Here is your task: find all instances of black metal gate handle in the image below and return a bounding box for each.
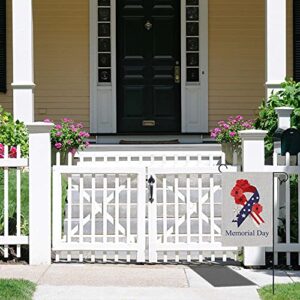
[147,176,155,203]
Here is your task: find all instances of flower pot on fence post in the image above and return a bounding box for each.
[51,149,75,166]
[221,143,242,165]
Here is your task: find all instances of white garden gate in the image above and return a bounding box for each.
[52,165,147,263]
[147,166,236,263]
[52,151,238,263]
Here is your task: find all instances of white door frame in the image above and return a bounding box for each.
[181,0,208,133]
[90,0,208,134]
[90,0,117,133]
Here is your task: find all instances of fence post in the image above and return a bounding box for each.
[27,122,53,265]
[274,107,293,154]
[239,129,268,266]
[275,106,293,130]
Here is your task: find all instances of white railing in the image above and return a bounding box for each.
[264,152,300,266]
[77,150,225,167]
[0,145,29,258]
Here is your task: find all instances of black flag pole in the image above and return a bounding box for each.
[272,172,289,295]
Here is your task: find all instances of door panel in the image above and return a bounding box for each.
[123,87,144,117]
[153,87,175,117]
[117,0,181,133]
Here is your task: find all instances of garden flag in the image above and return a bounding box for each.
[221,172,273,247]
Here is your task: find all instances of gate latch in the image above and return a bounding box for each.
[147,176,155,203]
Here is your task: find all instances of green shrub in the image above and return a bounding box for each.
[0,106,29,157]
[255,78,300,156]
[255,79,300,252]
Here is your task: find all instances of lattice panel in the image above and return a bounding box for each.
[52,167,146,263]
[64,174,138,244]
[153,174,222,243]
[148,171,237,263]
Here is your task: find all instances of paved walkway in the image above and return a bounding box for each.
[0,264,299,300]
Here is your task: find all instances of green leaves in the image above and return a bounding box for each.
[294,108,300,117]
[0,106,29,157]
[255,78,300,157]
[255,80,300,245]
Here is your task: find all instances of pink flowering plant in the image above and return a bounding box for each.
[210,115,254,149]
[45,118,90,155]
[0,144,17,159]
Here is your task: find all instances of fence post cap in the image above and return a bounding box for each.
[27,122,54,134]
[275,106,294,116]
[239,130,268,140]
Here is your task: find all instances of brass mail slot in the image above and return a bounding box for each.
[142,120,156,127]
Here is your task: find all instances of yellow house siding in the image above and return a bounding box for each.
[34,0,90,127]
[208,0,293,130]
[0,0,294,133]
[0,0,90,127]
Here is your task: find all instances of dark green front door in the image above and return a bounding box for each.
[117,0,181,133]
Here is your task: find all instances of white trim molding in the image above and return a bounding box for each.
[181,0,208,133]
[89,0,97,133]
[90,0,209,134]
[90,0,117,134]
[12,0,35,123]
[11,82,35,89]
[265,0,286,99]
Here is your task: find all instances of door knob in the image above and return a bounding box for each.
[174,61,180,83]
[145,20,152,31]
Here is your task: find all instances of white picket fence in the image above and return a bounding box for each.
[1,125,300,267]
[0,146,29,258]
[52,151,238,263]
[264,152,300,266]
[51,145,300,265]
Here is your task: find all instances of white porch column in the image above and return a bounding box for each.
[12,0,35,123]
[240,130,268,266]
[265,0,286,99]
